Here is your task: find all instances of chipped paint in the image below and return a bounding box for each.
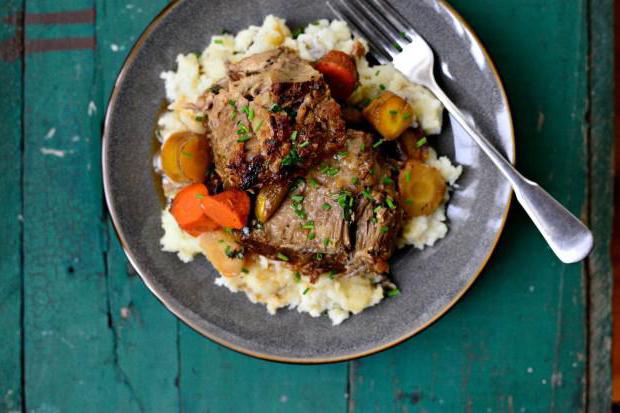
[44,127,56,140]
[40,147,67,157]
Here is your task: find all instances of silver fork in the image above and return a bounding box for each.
[327,0,593,264]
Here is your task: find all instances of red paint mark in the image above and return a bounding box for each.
[25,37,95,54]
[0,37,22,62]
[3,9,95,25]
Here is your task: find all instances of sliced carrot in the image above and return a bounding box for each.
[171,183,219,236]
[315,50,358,101]
[201,190,250,229]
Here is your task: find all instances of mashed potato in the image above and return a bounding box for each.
[158,15,461,324]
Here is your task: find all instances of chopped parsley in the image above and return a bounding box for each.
[360,143,366,151]
[281,147,300,166]
[181,151,193,158]
[405,199,413,205]
[351,177,360,185]
[195,193,205,199]
[374,69,380,76]
[236,135,251,143]
[299,141,310,148]
[321,202,332,210]
[291,27,304,39]
[336,151,349,159]
[405,170,412,183]
[227,99,236,107]
[386,196,396,209]
[382,176,394,185]
[294,272,301,283]
[323,238,330,247]
[253,119,264,132]
[195,115,204,122]
[241,268,249,274]
[276,252,289,261]
[301,221,315,230]
[290,130,298,141]
[241,105,255,121]
[302,287,310,295]
[224,245,244,259]
[379,84,386,91]
[387,288,401,297]
[380,226,389,234]
[388,109,398,116]
[416,137,428,148]
[308,178,319,188]
[361,187,373,200]
[320,165,340,176]
[269,103,282,112]
[360,98,372,107]
[223,227,233,234]
[314,252,324,261]
[308,232,316,240]
[399,31,407,39]
[402,112,413,120]
[392,42,403,52]
[213,39,224,44]
[372,139,385,148]
[291,195,304,202]
[328,270,337,280]
[334,190,355,221]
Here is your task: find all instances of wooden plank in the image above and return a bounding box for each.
[0,1,23,412]
[349,1,590,411]
[586,0,614,410]
[22,1,140,411]
[178,325,348,413]
[96,0,180,411]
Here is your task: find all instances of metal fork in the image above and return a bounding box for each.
[327,0,593,264]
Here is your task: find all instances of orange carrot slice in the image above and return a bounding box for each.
[201,190,250,229]
[315,50,358,101]
[171,183,219,236]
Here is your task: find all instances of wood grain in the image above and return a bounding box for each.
[0,0,611,411]
[0,0,23,411]
[586,0,614,410]
[95,0,181,410]
[349,0,590,411]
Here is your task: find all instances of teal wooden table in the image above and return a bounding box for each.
[0,1,614,412]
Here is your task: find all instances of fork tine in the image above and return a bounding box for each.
[367,0,417,39]
[327,0,397,62]
[348,0,409,48]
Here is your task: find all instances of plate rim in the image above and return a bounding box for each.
[102,0,515,364]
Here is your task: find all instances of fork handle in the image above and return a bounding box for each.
[427,84,593,263]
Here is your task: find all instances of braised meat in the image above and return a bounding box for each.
[242,130,402,280]
[202,48,346,190]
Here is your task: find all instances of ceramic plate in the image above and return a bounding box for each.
[103,0,514,363]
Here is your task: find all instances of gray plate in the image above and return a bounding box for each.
[103,0,514,363]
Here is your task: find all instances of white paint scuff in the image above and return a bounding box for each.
[40,148,66,158]
[44,128,56,140]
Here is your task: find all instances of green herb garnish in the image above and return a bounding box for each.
[388,110,398,116]
[328,270,337,280]
[314,253,324,261]
[382,176,394,185]
[253,119,264,132]
[320,165,339,176]
[386,196,396,209]
[301,221,315,230]
[380,226,389,234]
[299,141,310,148]
[292,27,304,39]
[195,115,204,122]
[291,195,304,202]
[351,177,360,185]
[181,151,193,158]
[323,238,330,247]
[416,137,427,148]
[269,103,282,112]
[379,84,386,91]
[290,130,298,141]
[360,143,366,151]
[303,287,310,295]
[241,268,249,274]
[321,202,332,210]
[237,135,251,143]
[276,252,289,261]
[405,170,412,183]
[375,70,380,76]
[213,39,224,44]
[294,272,301,283]
[195,193,205,199]
[372,139,384,148]
[402,112,413,120]
[308,232,316,240]
[281,147,300,166]
[308,178,319,188]
[361,187,373,200]
[387,288,400,297]
[405,199,413,205]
